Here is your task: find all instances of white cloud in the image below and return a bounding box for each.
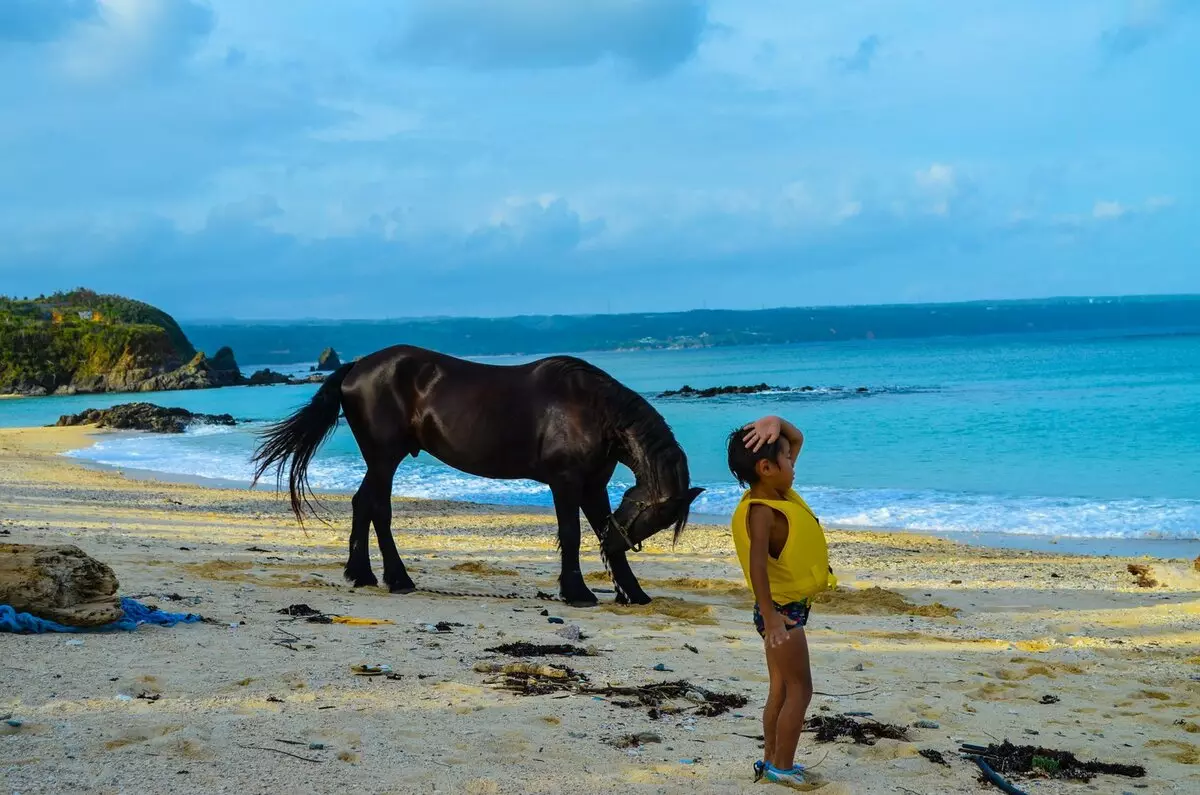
[1092,200,1127,219]
[56,0,213,82]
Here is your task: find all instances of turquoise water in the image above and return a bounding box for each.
[2,332,1198,551]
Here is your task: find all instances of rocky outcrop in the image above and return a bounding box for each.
[312,347,342,372]
[1,290,247,397]
[0,543,123,627]
[247,368,293,386]
[133,349,243,392]
[54,402,237,433]
[659,383,782,398]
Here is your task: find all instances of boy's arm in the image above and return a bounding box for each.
[743,415,804,464]
[776,417,803,465]
[748,504,790,646]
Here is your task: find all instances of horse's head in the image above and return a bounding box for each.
[605,485,705,553]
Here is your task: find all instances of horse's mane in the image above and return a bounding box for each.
[540,356,688,499]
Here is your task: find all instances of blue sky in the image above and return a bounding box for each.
[1,0,1196,319]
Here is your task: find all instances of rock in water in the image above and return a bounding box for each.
[246,368,293,386]
[54,402,236,433]
[313,347,342,372]
[0,543,123,627]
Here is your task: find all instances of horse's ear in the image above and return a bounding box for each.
[686,487,704,504]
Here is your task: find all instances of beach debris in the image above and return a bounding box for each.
[350,664,392,676]
[1039,694,1060,704]
[852,662,865,671]
[555,624,586,641]
[65,638,85,646]
[5,718,23,728]
[239,743,323,763]
[267,696,284,703]
[416,621,460,633]
[246,546,272,553]
[585,680,748,717]
[547,616,565,624]
[653,663,674,672]
[913,720,940,729]
[958,741,1146,782]
[137,692,160,702]
[484,642,594,657]
[277,604,322,617]
[805,714,910,745]
[1126,564,1159,588]
[607,732,662,749]
[684,643,699,654]
[919,749,949,766]
[475,661,587,695]
[331,616,393,626]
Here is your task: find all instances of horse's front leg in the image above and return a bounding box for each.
[369,463,416,594]
[551,484,599,607]
[581,486,651,605]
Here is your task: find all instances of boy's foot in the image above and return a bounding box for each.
[763,763,806,788]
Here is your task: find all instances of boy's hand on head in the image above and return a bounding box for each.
[743,416,782,452]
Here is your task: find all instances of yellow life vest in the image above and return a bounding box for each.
[731,489,837,604]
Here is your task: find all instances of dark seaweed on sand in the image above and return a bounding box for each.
[805,714,910,744]
[485,642,592,657]
[585,680,750,717]
[968,741,1145,781]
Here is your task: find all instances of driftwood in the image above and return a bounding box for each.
[0,543,122,626]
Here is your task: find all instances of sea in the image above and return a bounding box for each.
[2,330,1198,558]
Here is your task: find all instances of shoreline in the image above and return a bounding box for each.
[55,427,1200,562]
[2,425,1199,793]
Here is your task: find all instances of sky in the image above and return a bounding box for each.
[0,0,1197,319]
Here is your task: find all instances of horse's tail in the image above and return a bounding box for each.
[251,361,355,523]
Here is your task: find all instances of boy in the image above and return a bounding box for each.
[727,415,836,788]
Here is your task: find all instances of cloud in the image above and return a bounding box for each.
[0,0,96,44]
[57,0,214,81]
[1092,200,1127,220]
[834,34,880,73]
[383,0,709,77]
[1100,0,1192,60]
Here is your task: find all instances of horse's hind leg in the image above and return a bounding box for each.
[551,483,598,607]
[581,485,651,605]
[344,477,378,587]
[367,457,416,594]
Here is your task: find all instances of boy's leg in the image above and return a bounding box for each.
[762,648,785,767]
[765,626,813,771]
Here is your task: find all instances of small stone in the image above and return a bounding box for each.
[913,720,940,729]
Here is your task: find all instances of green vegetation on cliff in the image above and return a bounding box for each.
[0,289,200,395]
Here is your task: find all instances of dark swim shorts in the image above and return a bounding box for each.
[752,600,811,638]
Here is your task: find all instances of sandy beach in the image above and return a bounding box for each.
[1,426,1198,794]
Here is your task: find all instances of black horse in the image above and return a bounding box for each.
[251,345,702,606]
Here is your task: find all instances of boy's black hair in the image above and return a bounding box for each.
[727,426,783,488]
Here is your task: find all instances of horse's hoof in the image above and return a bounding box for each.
[389,584,416,595]
[616,592,652,606]
[564,598,599,608]
[347,573,379,588]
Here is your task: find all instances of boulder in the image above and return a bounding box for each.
[54,402,237,433]
[0,543,123,627]
[313,347,342,372]
[246,368,294,387]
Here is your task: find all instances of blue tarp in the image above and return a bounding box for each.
[0,597,204,634]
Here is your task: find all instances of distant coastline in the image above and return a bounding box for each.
[184,293,1200,364]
